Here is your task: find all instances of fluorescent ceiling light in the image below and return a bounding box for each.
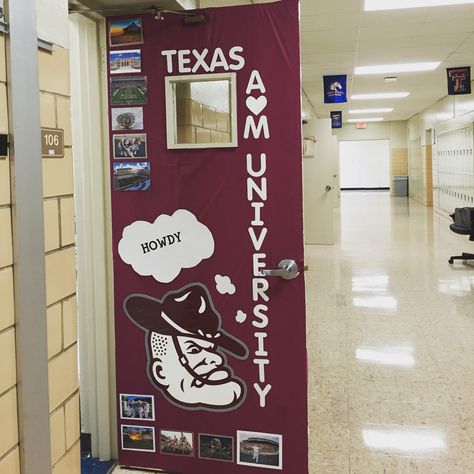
[351,92,409,100]
[365,0,474,11]
[349,108,393,114]
[347,118,384,123]
[355,62,440,75]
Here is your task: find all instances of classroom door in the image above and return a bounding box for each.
[108,2,308,473]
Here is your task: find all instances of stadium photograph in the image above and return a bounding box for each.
[113,162,150,191]
[237,431,282,469]
[110,76,148,106]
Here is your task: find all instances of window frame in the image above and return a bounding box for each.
[165,72,238,150]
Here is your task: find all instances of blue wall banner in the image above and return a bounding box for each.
[323,75,347,103]
[330,111,343,129]
[447,67,471,95]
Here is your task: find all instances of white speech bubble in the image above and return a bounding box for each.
[118,209,215,283]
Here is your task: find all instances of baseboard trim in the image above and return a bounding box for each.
[341,187,390,191]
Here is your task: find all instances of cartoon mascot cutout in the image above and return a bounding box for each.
[124,283,249,411]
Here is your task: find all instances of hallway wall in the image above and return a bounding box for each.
[408,83,474,214]
[39,44,81,473]
[0,29,20,474]
[0,19,80,474]
[333,121,408,195]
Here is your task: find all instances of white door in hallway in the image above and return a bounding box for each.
[303,118,335,245]
[339,139,390,189]
[332,135,341,209]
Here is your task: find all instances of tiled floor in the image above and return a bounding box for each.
[113,191,474,473]
[307,191,474,473]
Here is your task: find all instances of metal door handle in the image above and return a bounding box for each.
[326,185,333,192]
[261,259,299,280]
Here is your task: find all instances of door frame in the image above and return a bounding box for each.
[69,13,116,460]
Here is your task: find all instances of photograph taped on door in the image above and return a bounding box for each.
[110,75,148,106]
[109,17,144,47]
[113,133,147,159]
[198,433,234,463]
[120,393,155,421]
[110,49,142,74]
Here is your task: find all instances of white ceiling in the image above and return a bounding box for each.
[75,0,474,121]
[300,0,474,121]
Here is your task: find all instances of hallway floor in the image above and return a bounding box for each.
[307,191,474,473]
[113,192,474,473]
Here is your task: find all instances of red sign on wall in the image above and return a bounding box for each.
[107,2,308,472]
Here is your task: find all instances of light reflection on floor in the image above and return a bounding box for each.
[355,345,415,367]
[307,191,474,473]
[362,426,447,454]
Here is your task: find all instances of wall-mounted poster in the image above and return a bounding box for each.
[108,2,308,473]
[447,67,471,95]
[109,18,144,47]
[323,75,347,103]
[331,111,343,129]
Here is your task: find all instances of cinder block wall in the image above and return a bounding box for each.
[175,83,231,144]
[390,147,409,195]
[408,137,433,206]
[0,30,20,473]
[422,144,433,207]
[39,45,80,473]
[0,35,80,472]
[177,98,231,144]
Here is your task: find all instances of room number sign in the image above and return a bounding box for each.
[41,128,64,158]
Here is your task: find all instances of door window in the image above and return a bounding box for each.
[165,73,238,149]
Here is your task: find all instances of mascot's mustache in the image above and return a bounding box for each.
[190,367,231,388]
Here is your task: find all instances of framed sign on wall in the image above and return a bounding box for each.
[303,135,316,158]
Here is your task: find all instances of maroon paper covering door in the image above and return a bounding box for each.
[108,1,308,472]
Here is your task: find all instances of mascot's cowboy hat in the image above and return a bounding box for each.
[124,283,248,359]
